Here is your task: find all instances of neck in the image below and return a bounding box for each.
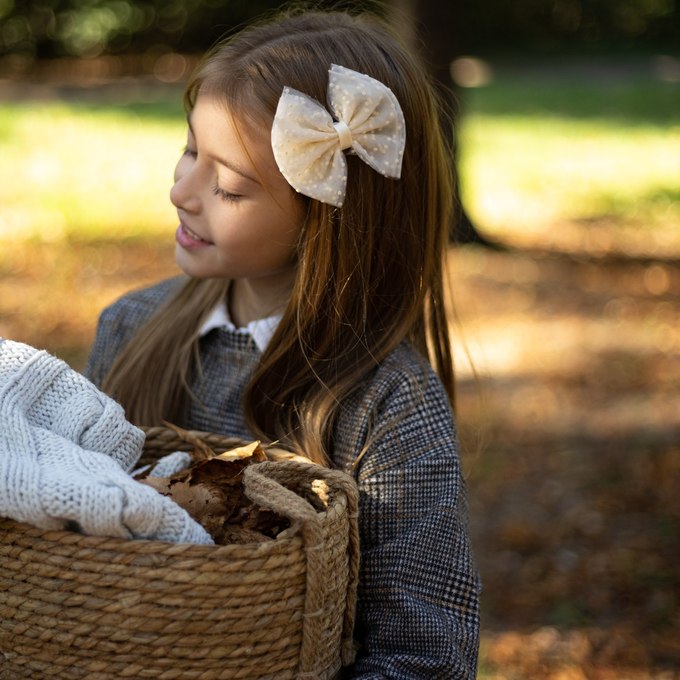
[228,273,294,328]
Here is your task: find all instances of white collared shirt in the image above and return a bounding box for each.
[197,302,281,353]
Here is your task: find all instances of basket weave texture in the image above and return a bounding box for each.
[0,426,360,679]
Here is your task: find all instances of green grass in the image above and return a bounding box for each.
[456,67,680,242]
[0,59,678,244]
[0,100,185,241]
[459,114,680,231]
[462,76,680,124]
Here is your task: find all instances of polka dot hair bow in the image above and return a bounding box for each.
[271,64,406,208]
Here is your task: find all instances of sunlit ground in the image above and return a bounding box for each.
[0,56,678,678]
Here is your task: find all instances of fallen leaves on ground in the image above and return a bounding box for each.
[453,245,680,679]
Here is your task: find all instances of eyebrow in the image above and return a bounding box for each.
[187,118,260,185]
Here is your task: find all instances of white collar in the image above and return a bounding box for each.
[198,302,281,353]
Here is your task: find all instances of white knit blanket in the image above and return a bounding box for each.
[0,338,213,544]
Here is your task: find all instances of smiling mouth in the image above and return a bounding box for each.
[176,222,213,250]
[183,223,208,242]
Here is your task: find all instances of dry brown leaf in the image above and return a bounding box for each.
[140,440,289,544]
[140,475,172,494]
[215,441,267,462]
[168,476,238,539]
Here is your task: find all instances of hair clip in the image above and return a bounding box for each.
[271,64,406,207]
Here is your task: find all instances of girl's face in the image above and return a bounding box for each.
[170,95,304,296]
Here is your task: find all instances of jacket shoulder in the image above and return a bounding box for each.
[84,277,185,385]
[100,277,185,325]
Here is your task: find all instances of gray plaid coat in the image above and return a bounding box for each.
[85,278,481,679]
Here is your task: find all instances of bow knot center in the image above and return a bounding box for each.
[333,120,353,150]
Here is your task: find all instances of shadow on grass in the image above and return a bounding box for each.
[0,79,186,121]
[458,55,680,126]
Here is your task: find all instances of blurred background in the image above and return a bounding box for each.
[1,1,679,677]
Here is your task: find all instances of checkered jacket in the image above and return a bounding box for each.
[85,278,481,679]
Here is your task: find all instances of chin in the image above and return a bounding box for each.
[175,247,209,278]
[175,258,232,281]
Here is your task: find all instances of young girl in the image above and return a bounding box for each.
[85,8,480,678]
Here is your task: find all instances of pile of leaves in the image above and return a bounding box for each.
[136,427,290,545]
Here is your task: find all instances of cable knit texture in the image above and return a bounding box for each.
[0,338,213,544]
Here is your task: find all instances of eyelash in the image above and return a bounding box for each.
[211,183,242,203]
[182,147,241,203]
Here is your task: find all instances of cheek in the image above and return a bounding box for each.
[217,213,298,267]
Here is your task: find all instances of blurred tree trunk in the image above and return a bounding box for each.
[388,0,494,247]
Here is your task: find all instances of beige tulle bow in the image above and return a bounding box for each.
[271,64,406,208]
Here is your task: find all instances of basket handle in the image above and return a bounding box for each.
[243,461,359,673]
[141,425,245,455]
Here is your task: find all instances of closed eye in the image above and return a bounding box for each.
[211,183,242,202]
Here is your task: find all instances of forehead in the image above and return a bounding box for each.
[189,95,280,181]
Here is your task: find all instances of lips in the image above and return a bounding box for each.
[175,222,213,249]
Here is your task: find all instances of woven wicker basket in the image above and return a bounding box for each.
[0,426,359,679]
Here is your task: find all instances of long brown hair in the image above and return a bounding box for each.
[103,9,456,465]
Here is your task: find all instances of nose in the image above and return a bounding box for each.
[170,156,201,213]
